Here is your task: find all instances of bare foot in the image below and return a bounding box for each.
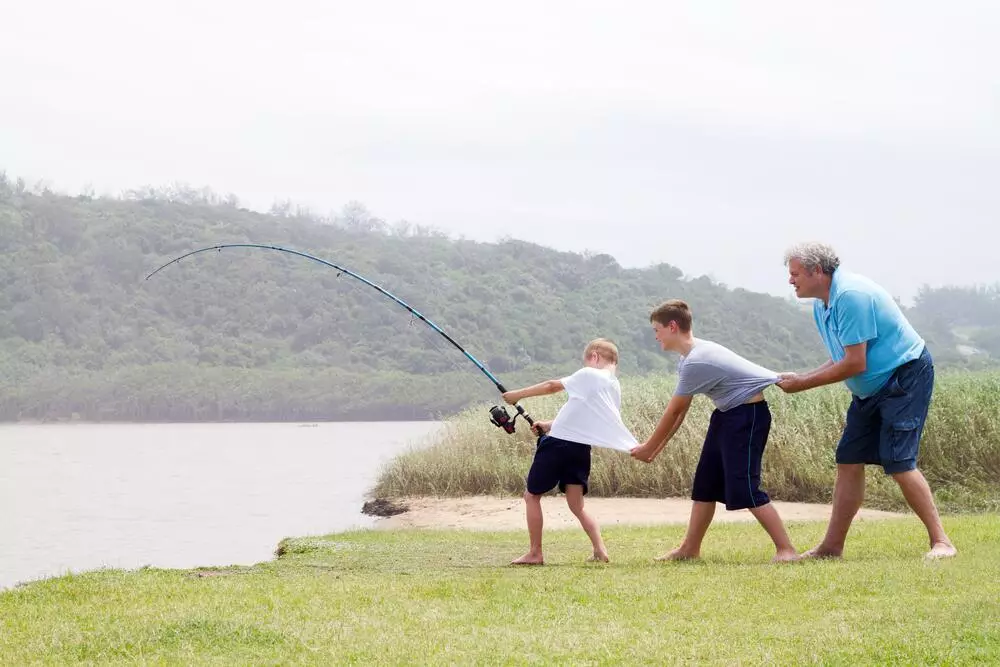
[799,545,842,560]
[587,551,610,563]
[510,552,544,565]
[655,546,699,561]
[772,548,801,563]
[925,542,957,560]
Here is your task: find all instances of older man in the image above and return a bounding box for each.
[778,242,956,559]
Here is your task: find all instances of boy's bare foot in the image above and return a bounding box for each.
[799,545,842,560]
[772,548,801,563]
[925,542,957,559]
[587,550,610,563]
[510,552,544,565]
[655,546,699,561]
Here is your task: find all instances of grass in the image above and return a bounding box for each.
[374,372,1000,513]
[2,516,998,664]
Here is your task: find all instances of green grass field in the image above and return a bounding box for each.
[3,515,998,665]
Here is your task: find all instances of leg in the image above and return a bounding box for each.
[511,491,545,565]
[564,485,608,562]
[881,351,955,558]
[892,469,956,558]
[748,503,798,562]
[659,501,716,560]
[802,463,866,558]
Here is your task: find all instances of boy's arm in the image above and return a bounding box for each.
[502,380,564,405]
[631,394,693,462]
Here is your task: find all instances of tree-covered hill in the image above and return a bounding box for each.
[0,175,993,421]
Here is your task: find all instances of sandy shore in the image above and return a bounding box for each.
[374,496,904,531]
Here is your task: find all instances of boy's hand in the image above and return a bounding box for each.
[531,420,552,436]
[502,391,519,405]
[630,442,656,463]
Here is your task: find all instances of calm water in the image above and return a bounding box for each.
[0,422,443,590]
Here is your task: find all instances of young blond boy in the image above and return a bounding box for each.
[502,338,637,565]
[630,300,798,562]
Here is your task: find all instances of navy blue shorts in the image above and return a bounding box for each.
[691,401,772,511]
[837,346,934,475]
[525,435,592,495]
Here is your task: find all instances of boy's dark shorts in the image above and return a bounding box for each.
[691,401,771,511]
[837,346,934,475]
[526,435,592,495]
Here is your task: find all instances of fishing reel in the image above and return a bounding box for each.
[488,405,519,434]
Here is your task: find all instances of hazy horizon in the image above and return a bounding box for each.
[2,1,997,303]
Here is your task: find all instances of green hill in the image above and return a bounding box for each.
[0,175,994,421]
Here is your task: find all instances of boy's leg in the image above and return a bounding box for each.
[512,436,559,565]
[564,484,608,562]
[722,402,797,561]
[659,501,716,560]
[511,491,545,565]
[661,412,725,560]
[748,504,798,562]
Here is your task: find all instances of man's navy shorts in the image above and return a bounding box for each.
[691,401,772,511]
[526,435,592,495]
[837,346,934,475]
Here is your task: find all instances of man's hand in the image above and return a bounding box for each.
[531,420,552,436]
[776,372,806,393]
[630,442,657,463]
[502,391,520,405]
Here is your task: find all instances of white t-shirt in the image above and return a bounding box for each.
[547,367,638,452]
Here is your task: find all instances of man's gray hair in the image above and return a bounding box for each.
[783,242,841,275]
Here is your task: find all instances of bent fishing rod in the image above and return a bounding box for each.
[145,243,539,435]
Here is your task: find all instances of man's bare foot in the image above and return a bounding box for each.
[587,550,610,563]
[799,545,842,560]
[655,546,699,561]
[510,552,544,565]
[925,542,957,559]
[772,548,801,563]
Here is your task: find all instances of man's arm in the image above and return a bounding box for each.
[630,394,693,462]
[778,343,866,393]
[502,380,564,404]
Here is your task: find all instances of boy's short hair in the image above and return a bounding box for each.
[584,338,619,364]
[650,299,693,333]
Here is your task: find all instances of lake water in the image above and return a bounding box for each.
[0,421,443,590]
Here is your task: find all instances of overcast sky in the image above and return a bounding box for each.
[2,1,997,302]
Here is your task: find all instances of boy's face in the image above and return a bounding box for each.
[652,320,678,350]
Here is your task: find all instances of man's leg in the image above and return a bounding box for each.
[511,491,545,565]
[802,463,866,558]
[564,484,608,562]
[659,501,716,560]
[892,469,956,558]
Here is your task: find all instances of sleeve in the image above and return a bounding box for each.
[560,368,594,397]
[673,361,716,397]
[834,290,878,346]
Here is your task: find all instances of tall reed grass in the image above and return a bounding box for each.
[373,372,1000,512]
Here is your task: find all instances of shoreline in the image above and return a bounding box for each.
[371,496,905,531]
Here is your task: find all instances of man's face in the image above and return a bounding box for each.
[787,258,825,298]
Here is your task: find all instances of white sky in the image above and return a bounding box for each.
[2,1,997,301]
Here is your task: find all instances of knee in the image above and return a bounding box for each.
[523,491,541,504]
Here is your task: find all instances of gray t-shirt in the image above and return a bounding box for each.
[674,339,779,412]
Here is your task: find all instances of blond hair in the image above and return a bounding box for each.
[584,338,619,364]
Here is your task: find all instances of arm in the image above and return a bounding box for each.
[778,343,866,393]
[502,380,564,404]
[630,394,693,462]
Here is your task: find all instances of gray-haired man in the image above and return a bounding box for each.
[778,242,955,560]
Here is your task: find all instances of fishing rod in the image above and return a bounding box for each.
[145,243,540,435]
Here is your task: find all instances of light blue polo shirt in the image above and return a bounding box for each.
[813,269,925,398]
